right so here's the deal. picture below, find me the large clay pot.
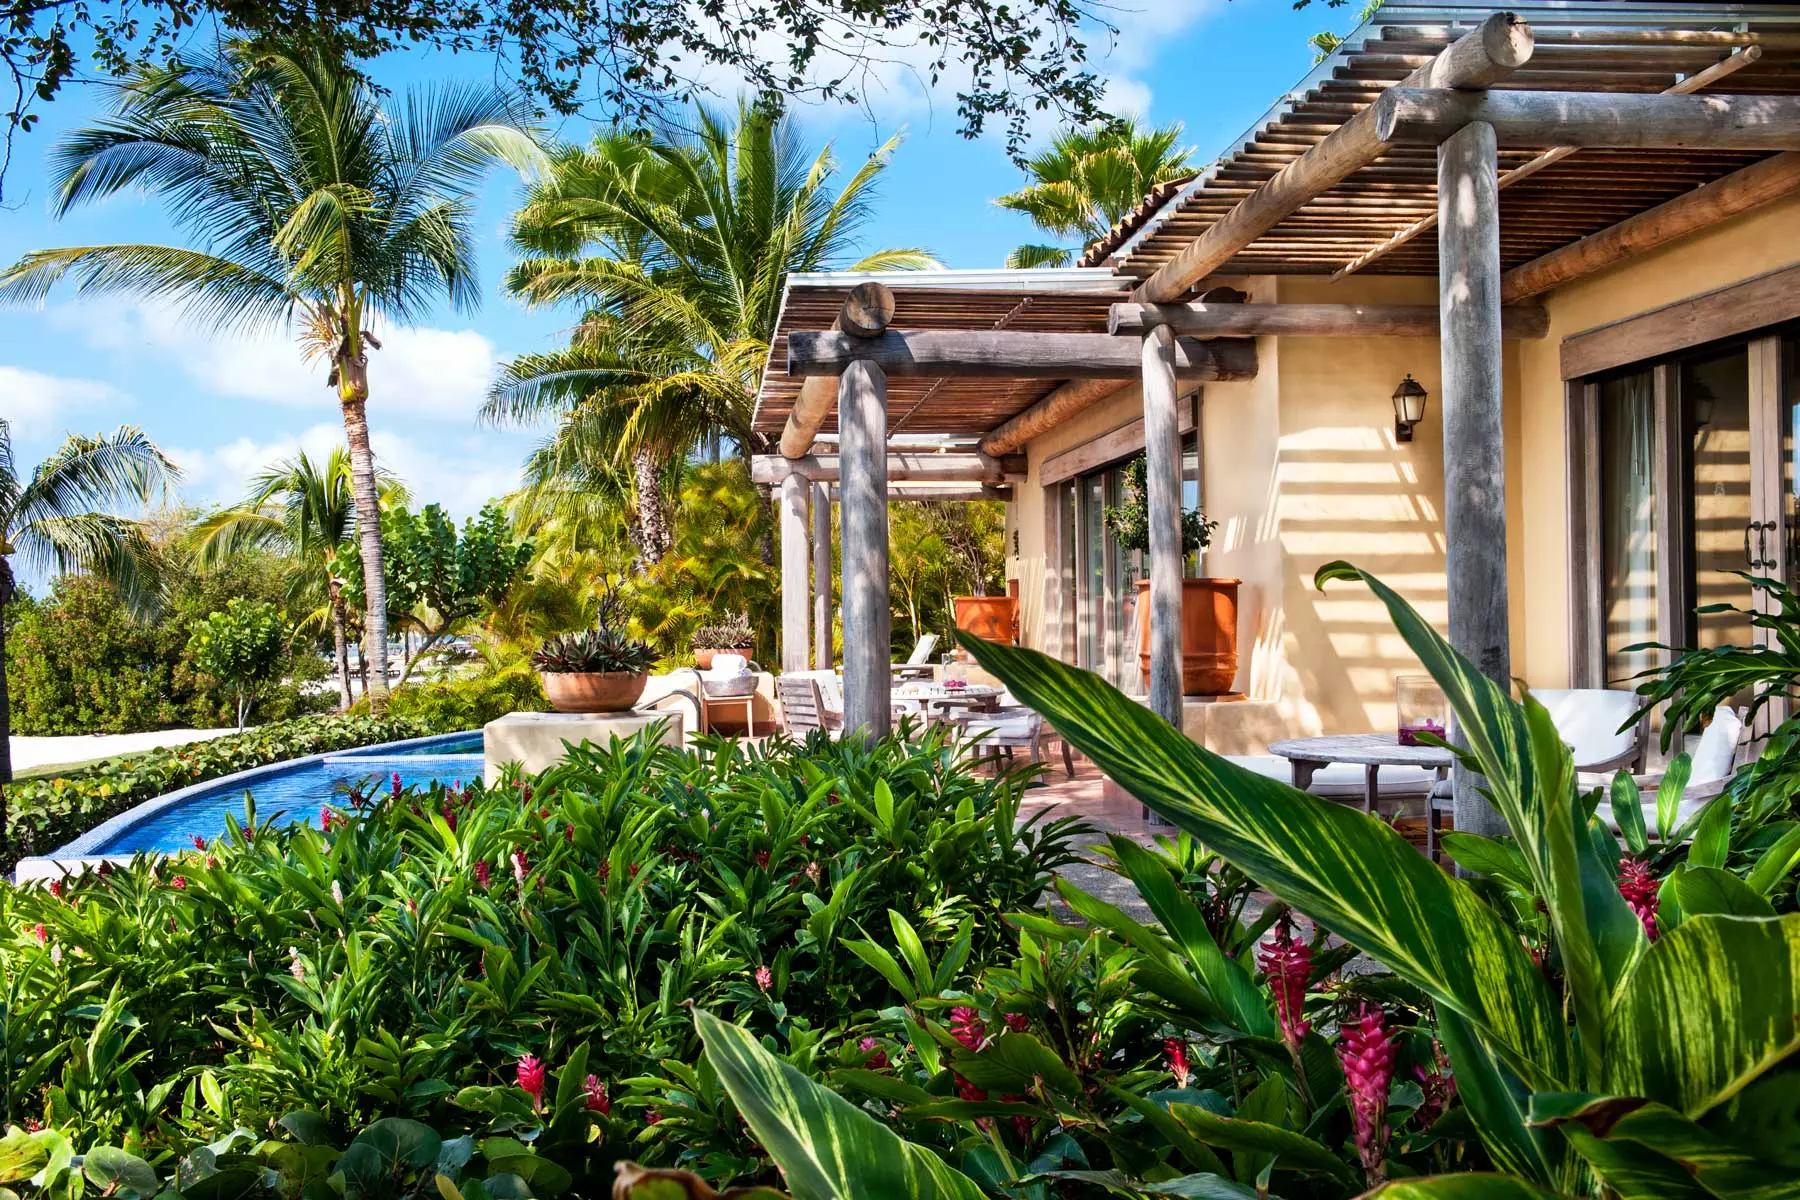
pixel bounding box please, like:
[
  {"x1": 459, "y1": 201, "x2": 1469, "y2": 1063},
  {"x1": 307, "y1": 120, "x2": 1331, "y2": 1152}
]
[
  {"x1": 954, "y1": 595, "x2": 1019, "y2": 646},
  {"x1": 537, "y1": 670, "x2": 649, "y2": 714},
  {"x1": 693, "y1": 647, "x2": 755, "y2": 670},
  {"x1": 1135, "y1": 578, "x2": 1241, "y2": 695}
]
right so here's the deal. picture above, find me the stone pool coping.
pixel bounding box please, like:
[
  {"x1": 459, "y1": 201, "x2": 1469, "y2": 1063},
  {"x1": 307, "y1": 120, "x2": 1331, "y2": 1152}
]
[{"x1": 13, "y1": 729, "x2": 479, "y2": 883}]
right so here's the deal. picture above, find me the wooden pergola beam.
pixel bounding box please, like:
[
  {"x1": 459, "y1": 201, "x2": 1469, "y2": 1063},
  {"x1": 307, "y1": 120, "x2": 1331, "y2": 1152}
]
[
  {"x1": 1131, "y1": 10, "x2": 1533, "y2": 304},
  {"x1": 751, "y1": 452, "x2": 1024, "y2": 484},
  {"x1": 1378, "y1": 88, "x2": 1800, "y2": 151},
  {"x1": 1333, "y1": 45, "x2": 1763, "y2": 280},
  {"x1": 1501, "y1": 150, "x2": 1800, "y2": 302},
  {"x1": 787, "y1": 329, "x2": 1258, "y2": 381},
  {"x1": 779, "y1": 281, "x2": 894, "y2": 459},
  {"x1": 979, "y1": 378, "x2": 1134, "y2": 458},
  {"x1": 1108, "y1": 301, "x2": 1549, "y2": 339},
  {"x1": 826, "y1": 484, "x2": 1014, "y2": 502}
]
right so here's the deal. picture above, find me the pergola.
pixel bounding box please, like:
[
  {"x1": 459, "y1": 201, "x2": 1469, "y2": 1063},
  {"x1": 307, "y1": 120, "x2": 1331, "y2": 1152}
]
[{"x1": 749, "y1": 1, "x2": 1800, "y2": 834}]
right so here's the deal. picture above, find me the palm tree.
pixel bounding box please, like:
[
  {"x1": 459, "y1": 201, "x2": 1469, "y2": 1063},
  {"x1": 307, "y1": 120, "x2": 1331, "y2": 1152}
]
[
  {"x1": 0, "y1": 44, "x2": 544, "y2": 713},
  {"x1": 191, "y1": 449, "x2": 408, "y2": 710},
  {"x1": 0, "y1": 421, "x2": 180, "y2": 807},
  {"x1": 995, "y1": 118, "x2": 1194, "y2": 268},
  {"x1": 486, "y1": 101, "x2": 934, "y2": 564}
]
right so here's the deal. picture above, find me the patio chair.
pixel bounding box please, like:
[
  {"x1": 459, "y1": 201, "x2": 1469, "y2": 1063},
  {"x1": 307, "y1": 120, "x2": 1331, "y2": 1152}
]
[
  {"x1": 775, "y1": 672, "x2": 844, "y2": 737},
  {"x1": 1593, "y1": 705, "x2": 1745, "y2": 838},
  {"x1": 891, "y1": 633, "x2": 940, "y2": 681},
  {"x1": 958, "y1": 707, "x2": 1076, "y2": 777}
]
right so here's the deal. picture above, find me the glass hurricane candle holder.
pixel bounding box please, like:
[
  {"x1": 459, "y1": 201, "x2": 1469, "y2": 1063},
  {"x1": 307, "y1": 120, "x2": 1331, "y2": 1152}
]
[{"x1": 1396, "y1": 674, "x2": 1448, "y2": 747}]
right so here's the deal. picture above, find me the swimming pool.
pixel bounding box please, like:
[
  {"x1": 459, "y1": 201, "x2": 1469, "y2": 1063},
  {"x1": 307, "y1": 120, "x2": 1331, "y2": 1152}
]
[{"x1": 53, "y1": 730, "x2": 485, "y2": 856}]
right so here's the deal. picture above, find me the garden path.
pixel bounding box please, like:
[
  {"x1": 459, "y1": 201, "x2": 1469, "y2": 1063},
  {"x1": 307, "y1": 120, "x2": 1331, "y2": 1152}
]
[{"x1": 11, "y1": 727, "x2": 240, "y2": 775}]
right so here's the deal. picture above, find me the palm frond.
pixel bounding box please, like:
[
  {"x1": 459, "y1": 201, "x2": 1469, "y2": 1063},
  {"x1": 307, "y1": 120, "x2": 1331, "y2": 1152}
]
[
  {"x1": 15, "y1": 427, "x2": 181, "y2": 530},
  {"x1": 0, "y1": 244, "x2": 296, "y2": 335}
]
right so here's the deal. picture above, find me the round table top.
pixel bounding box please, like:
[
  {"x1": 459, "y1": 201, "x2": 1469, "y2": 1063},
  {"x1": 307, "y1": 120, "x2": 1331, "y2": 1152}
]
[
  {"x1": 893, "y1": 683, "x2": 1002, "y2": 699},
  {"x1": 1267, "y1": 733, "x2": 1454, "y2": 768}
]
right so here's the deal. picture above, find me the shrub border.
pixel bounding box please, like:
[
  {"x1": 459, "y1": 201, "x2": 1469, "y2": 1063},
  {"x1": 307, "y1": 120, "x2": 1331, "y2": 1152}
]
[{"x1": 31, "y1": 729, "x2": 480, "y2": 865}]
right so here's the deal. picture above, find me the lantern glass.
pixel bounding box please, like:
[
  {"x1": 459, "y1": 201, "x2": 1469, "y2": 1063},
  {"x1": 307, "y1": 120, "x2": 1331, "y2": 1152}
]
[{"x1": 1391, "y1": 374, "x2": 1428, "y2": 441}]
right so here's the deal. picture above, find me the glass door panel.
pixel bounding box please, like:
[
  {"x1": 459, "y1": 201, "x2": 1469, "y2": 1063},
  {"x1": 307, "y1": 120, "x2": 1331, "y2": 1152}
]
[
  {"x1": 1599, "y1": 369, "x2": 1660, "y2": 684},
  {"x1": 1079, "y1": 474, "x2": 1105, "y2": 674},
  {"x1": 1682, "y1": 346, "x2": 1754, "y2": 655}
]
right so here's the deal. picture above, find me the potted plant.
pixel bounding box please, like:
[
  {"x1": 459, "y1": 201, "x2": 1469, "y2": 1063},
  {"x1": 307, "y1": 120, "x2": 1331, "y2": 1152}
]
[
  {"x1": 691, "y1": 613, "x2": 756, "y2": 669},
  {"x1": 1104, "y1": 454, "x2": 1240, "y2": 696},
  {"x1": 531, "y1": 590, "x2": 658, "y2": 713}
]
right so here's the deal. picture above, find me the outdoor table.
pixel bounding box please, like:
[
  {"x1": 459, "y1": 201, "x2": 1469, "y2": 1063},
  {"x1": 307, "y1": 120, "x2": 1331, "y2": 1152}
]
[
  {"x1": 892, "y1": 684, "x2": 1004, "y2": 720},
  {"x1": 1267, "y1": 733, "x2": 1454, "y2": 815}
]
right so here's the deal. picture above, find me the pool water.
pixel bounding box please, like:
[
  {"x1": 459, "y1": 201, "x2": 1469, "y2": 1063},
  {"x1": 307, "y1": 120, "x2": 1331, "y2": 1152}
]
[{"x1": 86, "y1": 733, "x2": 485, "y2": 854}]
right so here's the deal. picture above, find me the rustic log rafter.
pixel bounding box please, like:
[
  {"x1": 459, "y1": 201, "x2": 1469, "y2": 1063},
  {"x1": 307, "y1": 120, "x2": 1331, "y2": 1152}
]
[
  {"x1": 751, "y1": 452, "x2": 1025, "y2": 485},
  {"x1": 1108, "y1": 301, "x2": 1548, "y2": 339},
  {"x1": 780, "y1": 281, "x2": 894, "y2": 459},
  {"x1": 1376, "y1": 87, "x2": 1800, "y2": 151},
  {"x1": 786, "y1": 329, "x2": 1258, "y2": 382}
]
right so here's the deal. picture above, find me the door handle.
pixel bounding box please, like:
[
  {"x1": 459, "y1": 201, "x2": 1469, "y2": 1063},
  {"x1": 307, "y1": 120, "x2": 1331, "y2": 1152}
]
[{"x1": 1746, "y1": 521, "x2": 1759, "y2": 567}]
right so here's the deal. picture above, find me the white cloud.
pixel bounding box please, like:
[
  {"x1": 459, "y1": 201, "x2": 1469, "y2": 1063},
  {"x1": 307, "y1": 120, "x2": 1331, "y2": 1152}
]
[
  {"x1": 167, "y1": 421, "x2": 522, "y2": 520},
  {"x1": 1, "y1": 365, "x2": 132, "y2": 438},
  {"x1": 51, "y1": 299, "x2": 498, "y2": 422}
]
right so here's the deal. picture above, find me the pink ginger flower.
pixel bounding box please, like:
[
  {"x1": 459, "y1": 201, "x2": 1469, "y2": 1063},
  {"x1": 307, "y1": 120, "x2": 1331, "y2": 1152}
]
[
  {"x1": 170, "y1": 876, "x2": 188, "y2": 890},
  {"x1": 1337, "y1": 1006, "x2": 1397, "y2": 1187},
  {"x1": 474, "y1": 860, "x2": 492, "y2": 888},
  {"x1": 391, "y1": 772, "x2": 403, "y2": 799},
  {"x1": 754, "y1": 965, "x2": 774, "y2": 991},
  {"x1": 320, "y1": 807, "x2": 334, "y2": 833},
  {"x1": 565, "y1": 824, "x2": 575, "y2": 843},
  {"x1": 803, "y1": 861, "x2": 822, "y2": 886},
  {"x1": 1414, "y1": 1040, "x2": 1457, "y2": 1130},
  {"x1": 191, "y1": 835, "x2": 208, "y2": 851},
  {"x1": 47, "y1": 880, "x2": 64, "y2": 900},
  {"x1": 858, "y1": 1037, "x2": 890, "y2": 1070},
  {"x1": 953, "y1": 1073, "x2": 988, "y2": 1103},
  {"x1": 584, "y1": 1075, "x2": 611, "y2": 1115},
  {"x1": 1618, "y1": 856, "x2": 1660, "y2": 941},
  {"x1": 516, "y1": 1055, "x2": 547, "y2": 1110},
  {"x1": 1164, "y1": 1038, "x2": 1192, "y2": 1089},
  {"x1": 1258, "y1": 914, "x2": 1313, "y2": 1055},
  {"x1": 948, "y1": 1007, "x2": 987, "y2": 1052},
  {"x1": 512, "y1": 850, "x2": 530, "y2": 886},
  {"x1": 32, "y1": 923, "x2": 48, "y2": 945},
  {"x1": 644, "y1": 1110, "x2": 662, "y2": 1126},
  {"x1": 1003, "y1": 1012, "x2": 1030, "y2": 1033},
  {"x1": 442, "y1": 805, "x2": 458, "y2": 832}
]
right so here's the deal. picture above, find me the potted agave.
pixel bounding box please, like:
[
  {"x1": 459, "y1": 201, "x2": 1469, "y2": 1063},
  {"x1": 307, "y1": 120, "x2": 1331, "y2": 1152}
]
[
  {"x1": 1105, "y1": 454, "x2": 1238, "y2": 696},
  {"x1": 531, "y1": 591, "x2": 658, "y2": 714},
  {"x1": 691, "y1": 613, "x2": 756, "y2": 670}
]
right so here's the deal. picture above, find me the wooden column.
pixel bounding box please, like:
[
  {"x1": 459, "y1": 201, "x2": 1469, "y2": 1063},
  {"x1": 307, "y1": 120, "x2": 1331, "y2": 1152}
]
[
  {"x1": 812, "y1": 480, "x2": 833, "y2": 670},
  {"x1": 1439, "y1": 120, "x2": 1510, "y2": 839},
  {"x1": 1142, "y1": 325, "x2": 1185, "y2": 729},
  {"x1": 779, "y1": 472, "x2": 811, "y2": 673},
  {"x1": 839, "y1": 359, "x2": 891, "y2": 738}
]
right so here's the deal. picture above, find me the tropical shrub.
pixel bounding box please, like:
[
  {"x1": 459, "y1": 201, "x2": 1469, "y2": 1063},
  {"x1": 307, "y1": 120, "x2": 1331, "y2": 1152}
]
[
  {"x1": 3, "y1": 712, "x2": 431, "y2": 868},
  {"x1": 187, "y1": 597, "x2": 289, "y2": 729},
  {"x1": 951, "y1": 561, "x2": 1800, "y2": 1197},
  {"x1": 1, "y1": 727, "x2": 1086, "y2": 1189},
  {"x1": 383, "y1": 665, "x2": 550, "y2": 730}
]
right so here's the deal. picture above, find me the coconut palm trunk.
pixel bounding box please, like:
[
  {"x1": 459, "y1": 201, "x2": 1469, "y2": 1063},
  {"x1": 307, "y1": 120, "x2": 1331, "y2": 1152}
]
[
  {"x1": 633, "y1": 448, "x2": 672, "y2": 565},
  {"x1": 338, "y1": 345, "x2": 391, "y2": 712},
  {"x1": 329, "y1": 582, "x2": 354, "y2": 710}
]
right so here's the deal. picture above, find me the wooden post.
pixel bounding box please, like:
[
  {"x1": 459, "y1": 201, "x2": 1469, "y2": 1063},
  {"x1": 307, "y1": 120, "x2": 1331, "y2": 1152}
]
[
  {"x1": 779, "y1": 472, "x2": 811, "y2": 673},
  {"x1": 1142, "y1": 325, "x2": 1185, "y2": 730},
  {"x1": 781, "y1": 282, "x2": 895, "y2": 458},
  {"x1": 839, "y1": 359, "x2": 891, "y2": 738},
  {"x1": 812, "y1": 480, "x2": 832, "y2": 670},
  {"x1": 1439, "y1": 120, "x2": 1510, "y2": 839}
]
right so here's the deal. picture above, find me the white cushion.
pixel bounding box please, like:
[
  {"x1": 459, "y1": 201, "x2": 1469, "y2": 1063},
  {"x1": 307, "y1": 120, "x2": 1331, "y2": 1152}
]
[
  {"x1": 968, "y1": 716, "x2": 1039, "y2": 740},
  {"x1": 1689, "y1": 705, "x2": 1743, "y2": 784},
  {"x1": 703, "y1": 653, "x2": 751, "y2": 677},
  {"x1": 1534, "y1": 689, "x2": 1640, "y2": 770},
  {"x1": 1224, "y1": 754, "x2": 1435, "y2": 798}
]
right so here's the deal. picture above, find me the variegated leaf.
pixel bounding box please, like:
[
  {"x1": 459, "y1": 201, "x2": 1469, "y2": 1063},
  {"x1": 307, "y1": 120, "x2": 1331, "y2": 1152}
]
[
  {"x1": 693, "y1": 1010, "x2": 987, "y2": 1200},
  {"x1": 1363, "y1": 1179, "x2": 1571, "y2": 1199}
]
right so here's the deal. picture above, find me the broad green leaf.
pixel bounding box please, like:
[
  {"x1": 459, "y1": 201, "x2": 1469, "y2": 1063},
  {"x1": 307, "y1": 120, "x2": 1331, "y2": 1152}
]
[
  {"x1": 1054, "y1": 878, "x2": 1236, "y2": 1029},
  {"x1": 1530, "y1": 1094, "x2": 1800, "y2": 1199},
  {"x1": 957, "y1": 630, "x2": 1568, "y2": 1093},
  {"x1": 1364, "y1": 1179, "x2": 1571, "y2": 1198},
  {"x1": 1435, "y1": 1010, "x2": 1562, "y2": 1188},
  {"x1": 1440, "y1": 834, "x2": 1534, "y2": 893},
  {"x1": 82, "y1": 1147, "x2": 159, "y2": 1197},
  {"x1": 1610, "y1": 771, "x2": 1648, "y2": 855},
  {"x1": 841, "y1": 938, "x2": 915, "y2": 1002},
  {"x1": 0, "y1": 1133, "x2": 55, "y2": 1184},
  {"x1": 886, "y1": 911, "x2": 933, "y2": 994},
  {"x1": 1168, "y1": 1103, "x2": 1354, "y2": 1183},
  {"x1": 951, "y1": 1032, "x2": 1082, "y2": 1096},
  {"x1": 1655, "y1": 754, "x2": 1692, "y2": 844},
  {"x1": 1745, "y1": 823, "x2": 1800, "y2": 896},
  {"x1": 1107, "y1": 835, "x2": 1274, "y2": 1038},
  {"x1": 693, "y1": 1010, "x2": 986, "y2": 1200},
  {"x1": 1101, "y1": 1085, "x2": 1229, "y2": 1177},
  {"x1": 1688, "y1": 794, "x2": 1732, "y2": 869},
  {"x1": 613, "y1": 1161, "x2": 790, "y2": 1198},
  {"x1": 1671, "y1": 866, "x2": 1775, "y2": 920},
  {"x1": 1605, "y1": 913, "x2": 1800, "y2": 1116}
]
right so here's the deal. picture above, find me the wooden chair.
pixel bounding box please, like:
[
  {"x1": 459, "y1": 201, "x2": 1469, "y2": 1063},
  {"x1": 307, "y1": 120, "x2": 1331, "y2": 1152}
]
[
  {"x1": 958, "y1": 708, "x2": 1075, "y2": 776},
  {"x1": 891, "y1": 633, "x2": 940, "y2": 681},
  {"x1": 776, "y1": 674, "x2": 844, "y2": 737}
]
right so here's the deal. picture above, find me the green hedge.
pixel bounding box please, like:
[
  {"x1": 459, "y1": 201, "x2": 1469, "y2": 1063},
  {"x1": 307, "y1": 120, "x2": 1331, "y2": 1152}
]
[{"x1": 4, "y1": 712, "x2": 435, "y2": 869}]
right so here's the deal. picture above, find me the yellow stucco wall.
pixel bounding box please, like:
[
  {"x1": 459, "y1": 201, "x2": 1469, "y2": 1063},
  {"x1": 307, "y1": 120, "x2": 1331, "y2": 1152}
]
[{"x1": 1006, "y1": 192, "x2": 1800, "y2": 737}]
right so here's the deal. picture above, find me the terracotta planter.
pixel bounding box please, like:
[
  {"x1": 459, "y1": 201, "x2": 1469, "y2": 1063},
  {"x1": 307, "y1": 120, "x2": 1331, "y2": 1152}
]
[
  {"x1": 693, "y1": 647, "x2": 755, "y2": 670},
  {"x1": 1135, "y1": 577, "x2": 1241, "y2": 696},
  {"x1": 537, "y1": 670, "x2": 649, "y2": 714},
  {"x1": 954, "y1": 594, "x2": 1019, "y2": 646}
]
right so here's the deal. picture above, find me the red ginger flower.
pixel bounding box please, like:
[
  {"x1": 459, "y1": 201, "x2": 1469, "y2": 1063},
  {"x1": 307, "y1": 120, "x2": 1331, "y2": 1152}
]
[
  {"x1": 516, "y1": 1055, "x2": 547, "y2": 1110},
  {"x1": 320, "y1": 807, "x2": 334, "y2": 833},
  {"x1": 191, "y1": 835, "x2": 207, "y2": 851},
  {"x1": 1258, "y1": 914, "x2": 1313, "y2": 1053},
  {"x1": 644, "y1": 1110, "x2": 662, "y2": 1126},
  {"x1": 754, "y1": 965, "x2": 774, "y2": 991},
  {"x1": 442, "y1": 805, "x2": 458, "y2": 832},
  {"x1": 32, "y1": 923, "x2": 47, "y2": 944},
  {"x1": 857, "y1": 1037, "x2": 890, "y2": 1070},
  {"x1": 953, "y1": 1073, "x2": 987, "y2": 1103},
  {"x1": 754, "y1": 850, "x2": 771, "y2": 869},
  {"x1": 584, "y1": 1075, "x2": 611, "y2": 1115},
  {"x1": 1618, "y1": 856, "x2": 1660, "y2": 941},
  {"x1": 474, "y1": 860, "x2": 491, "y2": 888},
  {"x1": 1164, "y1": 1038, "x2": 1192, "y2": 1089},
  {"x1": 1003, "y1": 1012, "x2": 1030, "y2": 1033},
  {"x1": 170, "y1": 876, "x2": 188, "y2": 890},
  {"x1": 47, "y1": 880, "x2": 64, "y2": 899},
  {"x1": 949, "y1": 1006, "x2": 987, "y2": 1052},
  {"x1": 1414, "y1": 1039, "x2": 1457, "y2": 1129},
  {"x1": 1337, "y1": 1006, "x2": 1396, "y2": 1187},
  {"x1": 391, "y1": 771, "x2": 402, "y2": 799}
]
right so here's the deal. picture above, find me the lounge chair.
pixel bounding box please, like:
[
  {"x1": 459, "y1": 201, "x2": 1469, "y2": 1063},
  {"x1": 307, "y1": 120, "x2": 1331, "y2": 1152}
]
[
  {"x1": 1533, "y1": 688, "x2": 1647, "y2": 778},
  {"x1": 891, "y1": 634, "x2": 939, "y2": 681},
  {"x1": 775, "y1": 672, "x2": 844, "y2": 737},
  {"x1": 957, "y1": 705, "x2": 1076, "y2": 776},
  {"x1": 1594, "y1": 705, "x2": 1745, "y2": 838}
]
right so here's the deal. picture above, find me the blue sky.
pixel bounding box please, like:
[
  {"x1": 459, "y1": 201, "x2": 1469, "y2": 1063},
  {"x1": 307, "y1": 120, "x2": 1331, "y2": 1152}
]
[{"x1": 3, "y1": 0, "x2": 1347, "y2": 562}]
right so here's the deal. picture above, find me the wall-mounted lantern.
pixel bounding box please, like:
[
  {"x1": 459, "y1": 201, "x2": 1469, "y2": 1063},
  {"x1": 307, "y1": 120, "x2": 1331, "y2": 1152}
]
[{"x1": 1392, "y1": 374, "x2": 1429, "y2": 443}]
